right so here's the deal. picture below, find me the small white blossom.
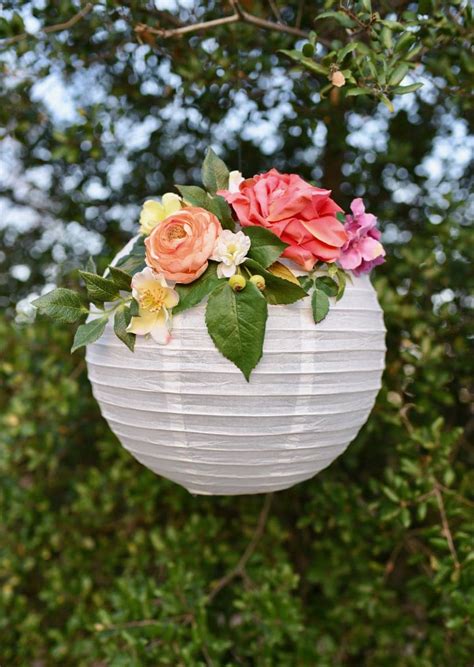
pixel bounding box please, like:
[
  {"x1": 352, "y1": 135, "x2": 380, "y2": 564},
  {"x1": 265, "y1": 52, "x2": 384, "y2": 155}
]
[{"x1": 211, "y1": 230, "x2": 251, "y2": 279}]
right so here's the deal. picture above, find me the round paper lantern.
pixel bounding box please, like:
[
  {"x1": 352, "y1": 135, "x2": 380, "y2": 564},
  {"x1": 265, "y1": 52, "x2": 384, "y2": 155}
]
[{"x1": 86, "y1": 242, "x2": 385, "y2": 496}]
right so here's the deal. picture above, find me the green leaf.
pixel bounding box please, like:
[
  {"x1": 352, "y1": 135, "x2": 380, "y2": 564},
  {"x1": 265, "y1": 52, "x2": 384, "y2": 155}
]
[
  {"x1": 267, "y1": 261, "x2": 300, "y2": 285},
  {"x1": 380, "y1": 19, "x2": 404, "y2": 31},
  {"x1": 380, "y1": 26, "x2": 393, "y2": 50},
  {"x1": 115, "y1": 255, "x2": 146, "y2": 275},
  {"x1": 85, "y1": 256, "x2": 96, "y2": 273},
  {"x1": 337, "y1": 42, "x2": 359, "y2": 63},
  {"x1": 208, "y1": 195, "x2": 235, "y2": 232},
  {"x1": 298, "y1": 275, "x2": 314, "y2": 291},
  {"x1": 314, "y1": 276, "x2": 338, "y2": 297},
  {"x1": 129, "y1": 298, "x2": 140, "y2": 316},
  {"x1": 176, "y1": 186, "x2": 235, "y2": 231},
  {"x1": 380, "y1": 94, "x2": 395, "y2": 112},
  {"x1": 202, "y1": 147, "x2": 230, "y2": 195},
  {"x1": 418, "y1": 0, "x2": 432, "y2": 14},
  {"x1": 114, "y1": 306, "x2": 135, "y2": 352},
  {"x1": 311, "y1": 288, "x2": 330, "y2": 323},
  {"x1": 33, "y1": 288, "x2": 88, "y2": 324},
  {"x1": 205, "y1": 281, "x2": 268, "y2": 380},
  {"x1": 78, "y1": 271, "x2": 121, "y2": 303},
  {"x1": 391, "y1": 82, "x2": 423, "y2": 94},
  {"x1": 71, "y1": 317, "x2": 108, "y2": 353},
  {"x1": 388, "y1": 62, "x2": 409, "y2": 86},
  {"x1": 176, "y1": 185, "x2": 209, "y2": 207},
  {"x1": 394, "y1": 33, "x2": 416, "y2": 54},
  {"x1": 314, "y1": 11, "x2": 357, "y2": 28},
  {"x1": 245, "y1": 259, "x2": 308, "y2": 305},
  {"x1": 346, "y1": 86, "x2": 374, "y2": 96},
  {"x1": 115, "y1": 236, "x2": 146, "y2": 275},
  {"x1": 243, "y1": 227, "x2": 288, "y2": 268},
  {"x1": 173, "y1": 263, "x2": 222, "y2": 315},
  {"x1": 335, "y1": 269, "x2": 347, "y2": 301},
  {"x1": 278, "y1": 50, "x2": 329, "y2": 75},
  {"x1": 107, "y1": 266, "x2": 132, "y2": 291}
]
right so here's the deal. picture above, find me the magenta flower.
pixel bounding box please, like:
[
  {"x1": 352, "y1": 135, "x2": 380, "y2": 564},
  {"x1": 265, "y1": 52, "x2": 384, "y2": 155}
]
[{"x1": 338, "y1": 198, "x2": 385, "y2": 275}]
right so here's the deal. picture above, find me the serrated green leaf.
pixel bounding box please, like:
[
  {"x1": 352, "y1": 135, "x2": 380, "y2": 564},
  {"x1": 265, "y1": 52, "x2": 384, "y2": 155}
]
[
  {"x1": 243, "y1": 227, "x2": 288, "y2": 268},
  {"x1": 311, "y1": 288, "x2": 330, "y2": 323},
  {"x1": 267, "y1": 261, "x2": 300, "y2": 285},
  {"x1": 107, "y1": 266, "x2": 132, "y2": 291},
  {"x1": 202, "y1": 147, "x2": 230, "y2": 195},
  {"x1": 33, "y1": 288, "x2": 88, "y2": 324},
  {"x1": 245, "y1": 259, "x2": 307, "y2": 305},
  {"x1": 115, "y1": 236, "x2": 146, "y2": 275},
  {"x1": 115, "y1": 255, "x2": 146, "y2": 275},
  {"x1": 71, "y1": 317, "x2": 108, "y2": 353},
  {"x1": 176, "y1": 185, "x2": 209, "y2": 207},
  {"x1": 85, "y1": 256, "x2": 96, "y2": 273},
  {"x1": 205, "y1": 281, "x2": 267, "y2": 380},
  {"x1": 208, "y1": 195, "x2": 235, "y2": 231},
  {"x1": 298, "y1": 275, "x2": 314, "y2": 291},
  {"x1": 173, "y1": 262, "x2": 222, "y2": 315},
  {"x1": 315, "y1": 276, "x2": 338, "y2": 297},
  {"x1": 176, "y1": 186, "x2": 235, "y2": 231},
  {"x1": 79, "y1": 271, "x2": 120, "y2": 303},
  {"x1": 114, "y1": 306, "x2": 135, "y2": 352}
]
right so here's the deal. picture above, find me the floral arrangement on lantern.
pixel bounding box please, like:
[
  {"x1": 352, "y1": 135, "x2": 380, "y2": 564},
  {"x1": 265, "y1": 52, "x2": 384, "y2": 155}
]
[{"x1": 33, "y1": 149, "x2": 385, "y2": 380}]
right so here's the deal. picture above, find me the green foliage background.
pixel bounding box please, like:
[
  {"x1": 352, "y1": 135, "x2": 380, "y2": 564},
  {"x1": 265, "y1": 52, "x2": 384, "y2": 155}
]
[{"x1": 0, "y1": 1, "x2": 473, "y2": 664}]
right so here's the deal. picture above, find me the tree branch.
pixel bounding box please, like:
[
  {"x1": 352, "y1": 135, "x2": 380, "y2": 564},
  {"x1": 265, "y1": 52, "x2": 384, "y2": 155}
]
[
  {"x1": 0, "y1": 3, "x2": 94, "y2": 47},
  {"x1": 434, "y1": 484, "x2": 461, "y2": 571},
  {"x1": 135, "y1": 1, "x2": 310, "y2": 42},
  {"x1": 207, "y1": 493, "x2": 273, "y2": 603}
]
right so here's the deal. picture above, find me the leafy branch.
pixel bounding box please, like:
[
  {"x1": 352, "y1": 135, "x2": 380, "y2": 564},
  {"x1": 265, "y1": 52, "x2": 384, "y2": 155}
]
[
  {"x1": 0, "y1": 3, "x2": 93, "y2": 47},
  {"x1": 134, "y1": 0, "x2": 317, "y2": 43}
]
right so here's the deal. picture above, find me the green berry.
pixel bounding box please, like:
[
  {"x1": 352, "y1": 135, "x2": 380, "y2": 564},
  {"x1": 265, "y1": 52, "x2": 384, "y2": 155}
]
[
  {"x1": 229, "y1": 274, "x2": 247, "y2": 292},
  {"x1": 250, "y1": 274, "x2": 266, "y2": 290}
]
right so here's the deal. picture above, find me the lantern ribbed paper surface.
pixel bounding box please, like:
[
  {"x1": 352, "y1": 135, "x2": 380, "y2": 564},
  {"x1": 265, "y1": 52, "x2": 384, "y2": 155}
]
[{"x1": 86, "y1": 245, "x2": 386, "y2": 495}]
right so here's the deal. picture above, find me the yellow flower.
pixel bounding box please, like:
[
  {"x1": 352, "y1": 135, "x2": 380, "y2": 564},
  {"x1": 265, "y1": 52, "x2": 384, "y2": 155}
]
[
  {"x1": 139, "y1": 193, "x2": 182, "y2": 235},
  {"x1": 126, "y1": 267, "x2": 179, "y2": 344}
]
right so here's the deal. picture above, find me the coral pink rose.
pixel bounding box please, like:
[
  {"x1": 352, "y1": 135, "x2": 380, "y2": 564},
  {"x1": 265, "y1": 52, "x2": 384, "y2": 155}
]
[
  {"x1": 145, "y1": 207, "x2": 221, "y2": 284},
  {"x1": 219, "y1": 169, "x2": 348, "y2": 271}
]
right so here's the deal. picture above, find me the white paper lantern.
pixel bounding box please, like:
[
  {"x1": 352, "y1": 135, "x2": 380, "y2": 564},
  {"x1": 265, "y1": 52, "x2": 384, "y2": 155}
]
[{"x1": 86, "y1": 242, "x2": 386, "y2": 496}]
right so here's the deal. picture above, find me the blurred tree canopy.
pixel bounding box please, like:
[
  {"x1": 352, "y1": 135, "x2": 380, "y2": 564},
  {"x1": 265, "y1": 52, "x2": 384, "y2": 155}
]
[{"x1": 0, "y1": 1, "x2": 473, "y2": 665}]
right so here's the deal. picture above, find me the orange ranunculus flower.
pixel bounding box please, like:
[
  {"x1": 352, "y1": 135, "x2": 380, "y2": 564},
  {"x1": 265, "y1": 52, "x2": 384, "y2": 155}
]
[{"x1": 145, "y1": 206, "x2": 222, "y2": 284}]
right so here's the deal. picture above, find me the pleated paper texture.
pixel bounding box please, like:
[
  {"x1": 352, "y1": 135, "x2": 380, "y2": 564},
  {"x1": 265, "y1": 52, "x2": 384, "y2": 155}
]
[{"x1": 86, "y1": 241, "x2": 386, "y2": 495}]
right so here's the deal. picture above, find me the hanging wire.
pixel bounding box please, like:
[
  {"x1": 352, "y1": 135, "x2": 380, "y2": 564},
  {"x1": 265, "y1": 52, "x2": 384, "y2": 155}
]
[{"x1": 237, "y1": 45, "x2": 243, "y2": 173}]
